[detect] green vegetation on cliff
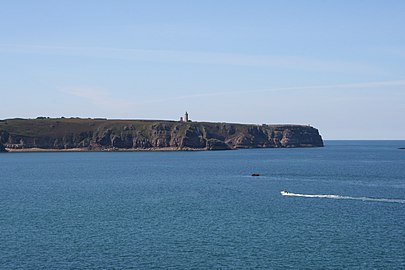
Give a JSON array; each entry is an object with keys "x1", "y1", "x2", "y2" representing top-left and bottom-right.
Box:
[{"x1": 0, "y1": 118, "x2": 323, "y2": 151}]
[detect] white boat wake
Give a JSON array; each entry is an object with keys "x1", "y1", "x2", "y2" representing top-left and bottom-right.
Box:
[{"x1": 280, "y1": 191, "x2": 405, "y2": 204}]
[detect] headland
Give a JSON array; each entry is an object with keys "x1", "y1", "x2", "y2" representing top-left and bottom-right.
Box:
[{"x1": 0, "y1": 118, "x2": 323, "y2": 152}]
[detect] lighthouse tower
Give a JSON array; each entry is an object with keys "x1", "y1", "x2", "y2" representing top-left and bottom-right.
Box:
[{"x1": 184, "y1": 111, "x2": 189, "y2": 122}]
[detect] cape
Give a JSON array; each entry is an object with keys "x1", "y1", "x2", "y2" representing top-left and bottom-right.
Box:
[{"x1": 0, "y1": 118, "x2": 323, "y2": 152}]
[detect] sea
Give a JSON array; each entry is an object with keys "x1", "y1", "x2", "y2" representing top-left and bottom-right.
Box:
[{"x1": 1, "y1": 141, "x2": 404, "y2": 269}]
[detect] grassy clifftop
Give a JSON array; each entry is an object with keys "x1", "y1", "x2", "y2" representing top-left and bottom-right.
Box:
[{"x1": 0, "y1": 118, "x2": 323, "y2": 151}]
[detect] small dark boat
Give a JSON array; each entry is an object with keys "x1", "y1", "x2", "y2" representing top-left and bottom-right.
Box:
[{"x1": 251, "y1": 173, "x2": 260, "y2": 177}]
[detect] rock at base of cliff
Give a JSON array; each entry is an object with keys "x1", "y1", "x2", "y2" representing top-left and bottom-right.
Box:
[
  {"x1": 0, "y1": 143, "x2": 7, "y2": 152},
  {"x1": 206, "y1": 139, "x2": 231, "y2": 150}
]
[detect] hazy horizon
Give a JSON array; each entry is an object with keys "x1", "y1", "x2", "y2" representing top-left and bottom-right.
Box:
[{"x1": 1, "y1": 1, "x2": 404, "y2": 140}]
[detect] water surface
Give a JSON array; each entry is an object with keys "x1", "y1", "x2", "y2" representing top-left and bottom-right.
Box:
[{"x1": 1, "y1": 141, "x2": 405, "y2": 269}]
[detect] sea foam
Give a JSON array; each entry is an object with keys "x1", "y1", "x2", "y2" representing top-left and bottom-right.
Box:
[{"x1": 281, "y1": 192, "x2": 405, "y2": 204}]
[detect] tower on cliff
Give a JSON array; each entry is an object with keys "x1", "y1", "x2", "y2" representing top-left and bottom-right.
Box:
[{"x1": 184, "y1": 111, "x2": 189, "y2": 122}]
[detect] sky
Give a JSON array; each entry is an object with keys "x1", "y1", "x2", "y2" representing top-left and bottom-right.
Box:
[{"x1": 0, "y1": 0, "x2": 404, "y2": 139}]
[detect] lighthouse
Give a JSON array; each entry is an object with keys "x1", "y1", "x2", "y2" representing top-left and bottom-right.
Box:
[{"x1": 179, "y1": 111, "x2": 190, "y2": 122}]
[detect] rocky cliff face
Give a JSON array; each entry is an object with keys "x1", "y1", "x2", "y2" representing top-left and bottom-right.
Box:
[{"x1": 0, "y1": 118, "x2": 323, "y2": 151}]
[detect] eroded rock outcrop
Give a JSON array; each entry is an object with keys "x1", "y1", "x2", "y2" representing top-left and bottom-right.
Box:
[{"x1": 0, "y1": 118, "x2": 323, "y2": 151}]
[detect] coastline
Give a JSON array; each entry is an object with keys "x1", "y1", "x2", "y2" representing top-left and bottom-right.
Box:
[
  {"x1": 4, "y1": 144, "x2": 323, "y2": 153},
  {"x1": 0, "y1": 118, "x2": 324, "y2": 151},
  {"x1": 5, "y1": 147, "x2": 208, "y2": 153}
]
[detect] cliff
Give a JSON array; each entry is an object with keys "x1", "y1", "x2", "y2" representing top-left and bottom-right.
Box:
[{"x1": 0, "y1": 118, "x2": 323, "y2": 151}]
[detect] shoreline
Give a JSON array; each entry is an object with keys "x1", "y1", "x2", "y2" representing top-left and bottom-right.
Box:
[
  {"x1": 3, "y1": 145, "x2": 322, "y2": 153},
  {"x1": 5, "y1": 147, "x2": 209, "y2": 153}
]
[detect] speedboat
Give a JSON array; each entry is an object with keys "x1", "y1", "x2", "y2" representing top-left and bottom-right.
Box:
[{"x1": 280, "y1": 190, "x2": 289, "y2": 195}]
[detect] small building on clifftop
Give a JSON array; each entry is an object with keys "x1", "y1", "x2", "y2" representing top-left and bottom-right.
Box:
[{"x1": 180, "y1": 112, "x2": 190, "y2": 122}]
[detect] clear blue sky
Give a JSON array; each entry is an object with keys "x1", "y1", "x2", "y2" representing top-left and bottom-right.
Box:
[{"x1": 1, "y1": 1, "x2": 404, "y2": 139}]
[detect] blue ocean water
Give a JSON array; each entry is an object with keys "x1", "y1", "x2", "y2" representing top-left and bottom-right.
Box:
[{"x1": 1, "y1": 141, "x2": 405, "y2": 269}]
